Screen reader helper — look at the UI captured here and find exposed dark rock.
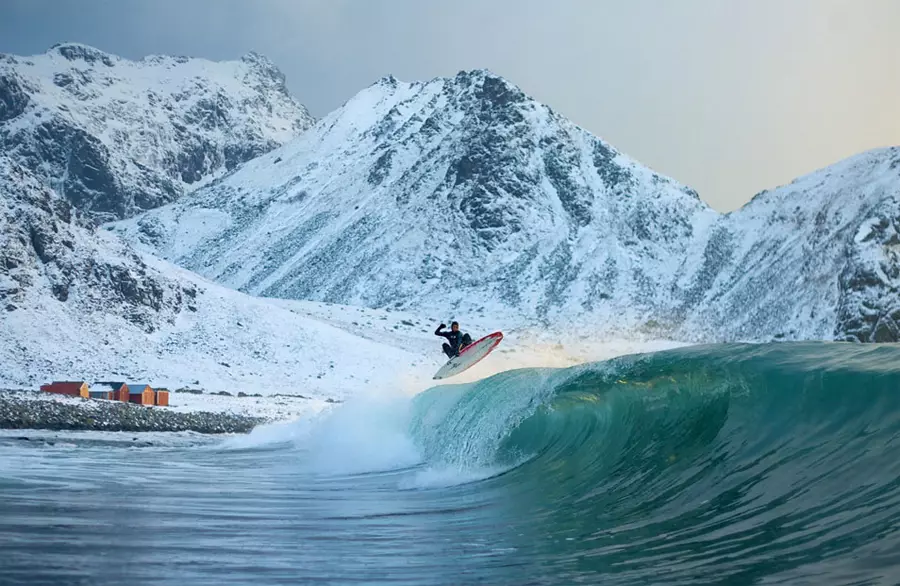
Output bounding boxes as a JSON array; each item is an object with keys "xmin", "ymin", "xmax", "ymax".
[
  {"xmin": 593, "ymin": 141, "xmax": 633, "ymax": 192},
  {"xmin": 224, "ymin": 140, "xmax": 276, "ymax": 171},
  {"xmin": 52, "ymin": 43, "xmax": 116, "ymax": 67},
  {"xmin": 50, "ymin": 282, "xmax": 69, "ymax": 302},
  {"xmin": 62, "ymin": 126, "xmax": 119, "ymax": 211},
  {"xmin": 541, "ymin": 133, "xmax": 592, "ymax": 226},
  {"xmin": 368, "ymin": 148, "xmax": 394, "ymax": 186},
  {"xmin": 835, "ymin": 200, "xmax": 900, "ymax": 342},
  {"xmin": 53, "ymin": 72, "xmax": 73, "ymax": 87},
  {"xmin": 1, "ymin": 156, "xmax": 191, "ymax": 334},
  {"xmin": 0, "ymin": 73, "xmax": 29, "ymax": 121}
]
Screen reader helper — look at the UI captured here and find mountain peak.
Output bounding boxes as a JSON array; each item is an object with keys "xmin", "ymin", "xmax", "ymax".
[
  {"xmin": 240, "ymin": 50, "xmax": 286, "ymax": 82},
  {"xmin": 450, "ymin": 68, "xmax": 515, "ymax": 90},
  {"xmin": 369, "ymin": 69, "xmax": 519, "ymax": 97},
  {"xmin": 240, "ymin": 50, "xmax": 273, "ymax": 65},
  {"xmin": 48, "ymin": 42, "xmax": 116, "ymax": 66},
  {"xmin": 453, "ymin": 67, "xmax": 501, "ymax": 81},
  {"xmin": 359, "ymin": 69, "xmax": 531, "ymax": 117},
  {"xmin": 373, "ymin": 74, "xmax": 399, "ymax": 88}
]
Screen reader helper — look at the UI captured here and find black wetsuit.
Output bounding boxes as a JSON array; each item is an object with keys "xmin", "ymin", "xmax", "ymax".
[{"xmin": 435, "ymin": 325, "xmax": 470, "ymax": 359}]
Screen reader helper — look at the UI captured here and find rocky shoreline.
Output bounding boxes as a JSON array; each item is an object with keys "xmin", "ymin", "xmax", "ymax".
[{"xmin": 0, "ymin": 389, "xmax": 268, "ymax": 434}]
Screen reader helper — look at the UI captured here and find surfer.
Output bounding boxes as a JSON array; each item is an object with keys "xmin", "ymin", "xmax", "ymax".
[{"xmin": 434, "ymin": 322, "xmax": 472, "ymax": 359}]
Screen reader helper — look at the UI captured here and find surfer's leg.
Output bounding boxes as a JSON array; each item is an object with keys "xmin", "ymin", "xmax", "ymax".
[{"xmin": 442, "ymin": 343, "xmax": 455, "ymax": 358}]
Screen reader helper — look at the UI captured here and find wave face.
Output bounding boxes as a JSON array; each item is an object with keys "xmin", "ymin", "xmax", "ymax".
[{"xmin": 408, "ymin": 342, "xmax": 900, "ymax": 583}]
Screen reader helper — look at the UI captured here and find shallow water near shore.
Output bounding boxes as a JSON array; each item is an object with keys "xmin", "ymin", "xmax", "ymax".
[{"xmin": 3, "ymin": 342, "xmax": 900, "ymax": 584}]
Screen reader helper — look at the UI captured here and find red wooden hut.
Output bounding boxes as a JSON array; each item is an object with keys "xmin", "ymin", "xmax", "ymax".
[
  {"xmin": 154, "ymin": 388, "xmax": 170, "ymax": 407},
  {"xmin": 127, "ymin": 384, "xmax": 155, "ymax": 405},
  {"xmin": 93, "ymin": 382, "xmax": 128, "ymax": 402},
  {"xmin": 40, "ymin": 381, "xmax": 89, "ymax": 398}
]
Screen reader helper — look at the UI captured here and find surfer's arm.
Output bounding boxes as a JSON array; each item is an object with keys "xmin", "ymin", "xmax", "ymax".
[{"xmin": 434, "ymin": 324, "xmax": 450, "ymax": 337}]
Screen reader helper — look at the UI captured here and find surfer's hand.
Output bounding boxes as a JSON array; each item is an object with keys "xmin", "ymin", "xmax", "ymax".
[{"xmin": 438, "ymin": 323, "xmax": 446, "ymax": 329}]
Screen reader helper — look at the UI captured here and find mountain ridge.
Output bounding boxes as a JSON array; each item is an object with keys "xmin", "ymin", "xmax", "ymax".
[
  {"xmin": 0, "ymin": 42, "xmax": 315, "ymax": 221},
  {"xmin": 3, "ymin": 39, "xmax": 898, "ymax": 367},
  {"xmin": 114, "ymin": 68, "xmax": 714, "ymax": 325},
  {"xmin": 111, "ymin": 69, "xmax": 900, "ymax": 343}
]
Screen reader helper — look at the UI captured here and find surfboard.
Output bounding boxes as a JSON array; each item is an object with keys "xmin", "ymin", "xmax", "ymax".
[{"xmin": 432, "ymin": 331, "xmax": 503, "ymax": 380}]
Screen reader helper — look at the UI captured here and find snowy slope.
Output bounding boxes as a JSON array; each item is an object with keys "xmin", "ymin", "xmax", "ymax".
[
  {"xmin": 0, "ymin": 154, "xmax": 435, "ymax": 398},
  {"xmin": 0, "ymin": 43, "xmax": 314, "ymax": 221},
  {"xmin": 675, "ymin": 147, "xmax": 900, "ymax": 343},
  {"xmin": 111, "ymin": 69, "xmax": 715, "ymax": 332}
]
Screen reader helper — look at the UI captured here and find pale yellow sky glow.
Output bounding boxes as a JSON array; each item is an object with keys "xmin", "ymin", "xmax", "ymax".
[{"xmin": 3, "ymin": 0, "xmax": 899, "ymax": 211}]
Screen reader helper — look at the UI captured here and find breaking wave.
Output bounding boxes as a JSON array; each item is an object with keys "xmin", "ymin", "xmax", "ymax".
[{"xmin": 404, "ymin": 341, "xmax": 900, "ymax": 583}]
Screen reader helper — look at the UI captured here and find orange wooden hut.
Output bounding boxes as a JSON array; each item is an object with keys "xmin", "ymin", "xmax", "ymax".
[
  {"xmin": 93, "ymin": 382, "xmax": 129, "ymax": 402},
  {"xmin": 40, "ymin": 381, "xmax": 89, "ymax": 398},
  {"xmin": 127, "ymin": 384, "xmax": 155, "ymax": 405},
  {"xmin": 154, "ymin": 388, "xmax": 170, "ymax": 407}
]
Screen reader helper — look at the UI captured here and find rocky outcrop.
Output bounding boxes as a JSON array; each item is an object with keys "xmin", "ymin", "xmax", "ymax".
[
  {"xmin": 836, "ymin": 195, "xmax": 900, "ymax": 342},
  {"xmin": 0, "ymin": 156, "xmax": 195, "ymax": 331}
]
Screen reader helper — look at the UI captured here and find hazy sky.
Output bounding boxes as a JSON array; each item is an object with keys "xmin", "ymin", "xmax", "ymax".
[{"xmin": 2, "ymin": 0, "xmax": 898, "ymax": 212}]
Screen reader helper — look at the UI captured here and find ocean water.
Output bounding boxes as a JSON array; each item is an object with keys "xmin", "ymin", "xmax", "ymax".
[{"xmin": 3, "ymin": 342, "xmax": 900, "ymax": 585}]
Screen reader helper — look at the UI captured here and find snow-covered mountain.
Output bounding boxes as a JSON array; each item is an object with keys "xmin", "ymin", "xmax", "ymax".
[
  {"xmin": 112, "ymin": 70, "xmax": 900, "ymax": 343},
  {"xmin": 0, "ymin": 43, "xmax": 314, "ymax": 222},
  {"xmin": 682, "ymin": 147, "xmax": 900, "ymax": 343},
  {"xmin": 112, "ymin": 69, "xmax": 716, "ymax": 329}
]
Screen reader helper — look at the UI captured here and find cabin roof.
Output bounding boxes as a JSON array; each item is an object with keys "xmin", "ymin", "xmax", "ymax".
[
  {"xmin": 44, "ymin": 382, "xmax": 87, "ymax": 392},
  {"xmin": 92, "ymin": 381, "xmax": 126, "ymax": 391}
]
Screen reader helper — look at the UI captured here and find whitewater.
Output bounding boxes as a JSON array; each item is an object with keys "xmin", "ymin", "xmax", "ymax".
[{"xmin": 3, "ymin": 341, "xmax": 900, "ymax": 584}]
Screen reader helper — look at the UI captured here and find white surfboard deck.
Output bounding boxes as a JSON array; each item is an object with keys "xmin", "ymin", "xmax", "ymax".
[{"xmin": 433, "ymin": 332, "xmax": 503, "ymax": 380}]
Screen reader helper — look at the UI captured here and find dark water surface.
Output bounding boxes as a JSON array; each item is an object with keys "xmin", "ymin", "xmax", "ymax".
[{"xmin": 3, "ymin": 342, "xmax": 900, "ymax": 585}]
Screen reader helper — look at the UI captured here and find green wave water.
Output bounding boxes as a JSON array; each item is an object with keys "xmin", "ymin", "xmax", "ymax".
[{"xmin": 408, "ymin": 342, "xmax": 900, "ymax": 583}]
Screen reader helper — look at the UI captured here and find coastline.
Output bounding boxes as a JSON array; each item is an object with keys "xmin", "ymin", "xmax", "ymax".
[{"xmin": 0, "ymin": 389, "xmax": 275, "ymax": 434}]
